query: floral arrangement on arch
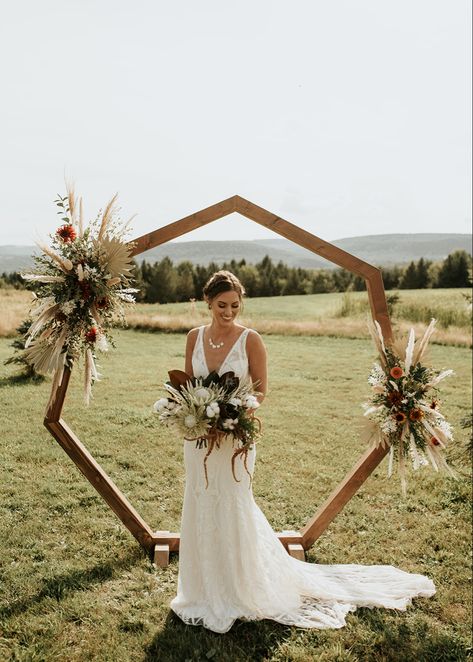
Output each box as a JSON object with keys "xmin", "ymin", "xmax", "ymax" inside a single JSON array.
[
  {"xmin": 154, "ymin": 370, "xmax": 261, "ymax": 488},
  {"xmin": 21, "ymin": 185, "xmax": 137, "ymax": 403},
  {"xmin": 363, "ymin": 318, "xmax": 455, "ymax": 494}
]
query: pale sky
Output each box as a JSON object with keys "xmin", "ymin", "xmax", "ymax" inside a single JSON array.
[{"xmin": 0, "ymin": 1, "xmax": 471, "ymax": 246}]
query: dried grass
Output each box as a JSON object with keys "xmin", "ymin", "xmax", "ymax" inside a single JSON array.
[
  {"xmin": 0, "ymin": 289, "xmax": 32, "ymax": 337},
  {"xmin": 124, "ymin": 312, "xmax": 472, "ymax": 347},
  {"xmin": 2, "ymin": 289, "xmax": 471, "ymax": 347}
]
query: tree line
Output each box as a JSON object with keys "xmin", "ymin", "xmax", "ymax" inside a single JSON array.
[{"xmin": 1, "ymin": 250, "xmax": 471, "ymax": 303}]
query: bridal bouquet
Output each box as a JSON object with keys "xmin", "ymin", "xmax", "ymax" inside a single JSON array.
[
  {"xmin": 154, "ymin": 370, "xmax": 261, "ymax": 487},
  {"xmin": 21, "ymin": 185, "xmax": 137, "ymax": 404},
  {"xmin": 362, "ymin": 318, "xmax": 455, "ymax": 494}
]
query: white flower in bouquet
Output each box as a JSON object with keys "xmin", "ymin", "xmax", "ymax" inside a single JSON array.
[
  {"xmin": 206, "ymin": 402, "xmax": 220, "ymax": 418},
  {"xmin": 153, "ymin": 398, "xmax": 169, "ymax": 413},
  {"xmin": 222, "ymin": 417, "xmax": 239, "ymax": 431},
  {"xmin": 229, "ymin": 397, "xmax": 242, "ymax": 407},
  {"xmin": 184, "ymin": 414, "xmax": 197, "ymax": 428},
  {"xmin": 368, "ymin": 363, "xmax": 386, "ymax": 388},
  {"xmin": 194, "ymin": 387, "xmax": 212, "ymax": 402},
  {"xmin": 243, "ymin": 395, "xmax": 260, "ymax": 409},
  {"xmin": 60, "ymin": 300, "xmax": 76, "ymax": 315}
]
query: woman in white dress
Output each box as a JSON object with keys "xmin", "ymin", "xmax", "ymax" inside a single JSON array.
[{"xmin": 170, "ymin": 270, "xmax": 435, "ymax": 634}]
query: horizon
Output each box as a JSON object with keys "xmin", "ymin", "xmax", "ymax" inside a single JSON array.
[{"xmin": 1, "ymin": 229, "xmax": 472, "ymax": 249}]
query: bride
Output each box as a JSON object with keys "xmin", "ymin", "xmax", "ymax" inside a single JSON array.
[{"xmin": 170, "ymin": 270, "xmax": 435, "ymax": 634}]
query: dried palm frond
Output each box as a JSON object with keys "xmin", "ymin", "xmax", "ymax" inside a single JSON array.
[
  {"xmin": 98, "ymin": 235, "xmax": 134, "ymax": 278},
  {"xmin": 97, "ymin": 193, "xmax": 119, "ymax": 242},
  {"xmin": 24, "ymin": 325, "xmax": 69, "ymax": 374},
  {"xmin": 360, "ymin": 418, "xmax": 387, "ymax": 448},
  {"xmin": 24, "ymin": 303, "xmax": 60, "ymax": 347}
]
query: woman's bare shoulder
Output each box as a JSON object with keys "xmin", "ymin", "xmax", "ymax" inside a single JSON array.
[
  {"xmin": 187, "ymin": 326, "xmax": 202, "ymax": 345},
  {"xmin": 187, "ymin": 326, "xmax": 203, "ymax": 338},
  {"xmin": 245, "ymin": 328, "xmax": 266, "ymax": 349}
]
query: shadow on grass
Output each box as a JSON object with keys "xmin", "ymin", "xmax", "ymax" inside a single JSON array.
[
  {"xmin": 352, "ymin": 607, "xmax": 471, "ymax": 662},
  {"xmin": 145, "ymin": 611, "xmax": 295, "ymax": 662},
  {"xmin": 144, "ymin": 606, "xmax": 471, "ymax": 662},
  {"xmin": 0, "ymin": 372, "xmax": 46, "ymax": 388},
  {"xmin": 0, "ymin": 547, "xmax": 144, "ymax": 621}
]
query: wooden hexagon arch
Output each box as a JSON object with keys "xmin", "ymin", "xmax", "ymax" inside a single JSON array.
[{"xmin": 44, "ymin": 195, "xmax": 392, "ymax": 567}]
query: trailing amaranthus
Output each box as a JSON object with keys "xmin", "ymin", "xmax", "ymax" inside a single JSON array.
[{"xmin": 21, "ymin": 185, "xmax": 138, "ymax": 404}]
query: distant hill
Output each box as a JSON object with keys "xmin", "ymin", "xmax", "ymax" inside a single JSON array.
[{"xmin": 0, "ymin": 233, "xmax": 471, "ymax": 273}]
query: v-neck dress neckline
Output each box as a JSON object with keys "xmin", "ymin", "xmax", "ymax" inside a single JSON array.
[{"xmin": 201, "ymin": 325, "xmax": 248, "ymax": 375}]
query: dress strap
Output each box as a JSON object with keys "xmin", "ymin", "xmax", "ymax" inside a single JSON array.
[
  {"xmin": 197, "ymin": 325, "xmax": 206, "ymax": 346},
  {"xmin": 240, "ymin": 328, "xmax": 251, "ymax": 356}
]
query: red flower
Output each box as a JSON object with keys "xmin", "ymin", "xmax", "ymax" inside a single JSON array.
[
  {"xmin": 387, "ymin": 390, "xmax": 403, "ymax": 406},
  {"xmin": 409, "ymin": 409, "xmax": 423, "ymax": 422},
  {"xmin": 430, "ymin": 437, "xmax": 441, "ymax": 446},
  {"xmin": 85, "ymin": 327, "xmax": 97, "ymax": 343},
  {"xmin": 56, "ymin": 224, "xmax": 76, "ymax": 242},
  {"xmin": 394, "ymin": 411, "xmax": 407, "ymax": 423},
  {"xmin": 390, "ymin": 366, "xmax": 404, "ymax": 379}
]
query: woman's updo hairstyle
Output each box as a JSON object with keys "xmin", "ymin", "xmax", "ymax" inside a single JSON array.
[{"xmin": 203, "ymin": 270, "xmax": 246, "ymax": 303}]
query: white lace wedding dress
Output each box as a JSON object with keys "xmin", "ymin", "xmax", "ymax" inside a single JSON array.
[{"xmin": 170, "ymin": 326, "xmax": 435, "ymax": 633}]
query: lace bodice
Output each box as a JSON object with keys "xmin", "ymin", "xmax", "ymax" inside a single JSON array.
[{"xmin": 192, "ymin": 325, "xmax": 250, "ymax": 380}]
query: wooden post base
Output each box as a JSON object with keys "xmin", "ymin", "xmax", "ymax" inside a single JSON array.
[
  {"xmin": 287, "ymin": 543, "xmax": 305, "ymax": 561},
  {"xmin": 154, "ymin": 544, "xmax": 170, "ymax": 567}
]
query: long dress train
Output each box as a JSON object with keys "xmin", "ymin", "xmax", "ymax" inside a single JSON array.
[{"xmin": 170, "ymin": 326, "xmax": 435, "ymax": 633}]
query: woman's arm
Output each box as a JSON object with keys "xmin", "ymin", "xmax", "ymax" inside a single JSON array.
[
  {"xmin": 185, "ymin": 328, "xmax": 199, "ymax": 376},
  {"xmin": 246, "ymin": 330, "xmax": 268, "ymax": 404}
]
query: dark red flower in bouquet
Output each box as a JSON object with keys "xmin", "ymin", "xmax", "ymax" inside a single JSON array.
[
  {"xmin": 430, "ymin": 437, "xmax": 441, "ymax": 446},
  {"xmin": 79, "ymin": 281, "xmax": 91, "ymax": 300},
  {"xmin": 390, "ymin": 366, "xmax": 404, "ymax": 379},
  {"xmin": 85, "ymin": 327, "xmax": 98, "ymax": 343},
  {"xmin": 409, "ymin": 409, "xmax": 423, "ymax": 421},
  {"xmin": 56, "ymin": 224, "xmax": 77, "ymax": 242},
  {"xmin": 387, "ymin": 390, "xmax": 403, "ymax": 406},
  {"xmin": 393, "ymin": 411, "xmax": 407, "ymax": 423},
  {"xmin": 96, "ymin": 297, "xmax": 109, "ymax": 310}
]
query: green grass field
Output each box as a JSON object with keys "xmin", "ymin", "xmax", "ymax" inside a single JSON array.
[{"xmin": 1, "ymin": 327, "xmax": 471, "ymax": 661}]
